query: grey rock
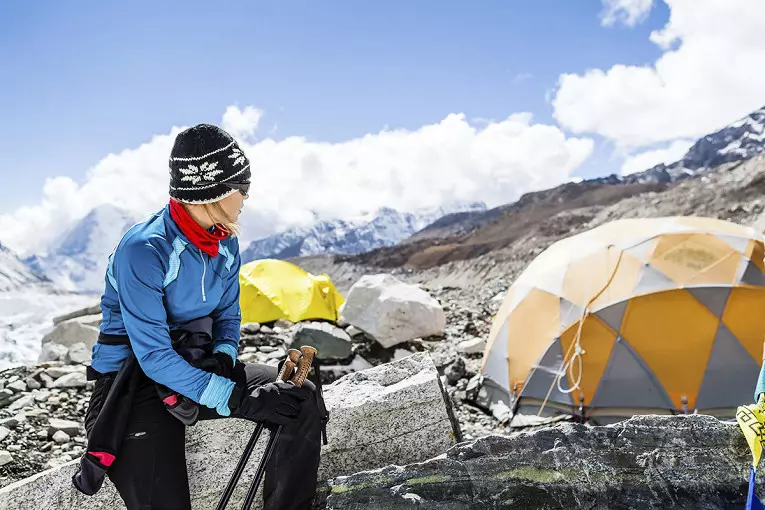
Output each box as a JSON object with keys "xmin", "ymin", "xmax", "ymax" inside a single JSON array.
[
  {"xmin": 241, "ymin": 322, "xmax": 261, "ymax": 335},
  {"xmin": 64, "ymin": 342, "xmax": 91, "ymax": 365},
  {"xmin": 0, "ymin": 352, "xmax": 458, "ymax": 510},
  {"xmin": 52, "ymin": 431, "xmax": 70, "ymax": 444},
  {"xmin": 345, "ymin": 325, "xmax": 363, "ymax": 338},
  {"xmin": 238, "ymin": 352, "xmax": 258, "ymax": 363},
  {"xmin": 339, "ymin": 274, "xmax": 446, "ymax": 348},
  {"xmin": 37, "ymin": 343, "xmax": 69, "ymax": 363},
  {"xmin": 0, "ymin": 451, "xmax": 11, "ymax": 467},
  {"xmin": 325, "ymin": 415, "xmax": 753, "ymax": 509},
  {"xmin": 0, "ymin": 417, "xmax": 19, "ymax": 429},
  {"xmin": 6, "ymin": 380, "xmax": 27, "ymax": 393},
  {"xmin": 0, "ymin": 426, "xmax": 10, "ymax": 442},
  {"xmin": 52, "ymin": 304, "xmax": 101, "ymax": 325},
  {"xmin": 291, "ymin": 322, "xmax": 353, "ymax": 360},
  {"xmin": 264, "ymin": 347, "xmax": 285, "ymax": 360},
  {"xmin": 273, "ymin": 319, "xmax": 294, "ymax": 330},
  {"xmin": 25, "ymin": 377, "xmax": 41, "ymax": 390},
  {"xmin": 51, "ymin": 372, "xmax": 87, "ymax": 389},
  {"xmin": 257, "ymin": 345, "xmax": 277, "ymax": 353},
  {"xmin": 456, "ymin": 336, "xmax": 487, "ymax": 354},
  {"xmin": 445, "ymin": 357, "xmax": 466, "ymax": 385},
  {"xmin": 44, "ymin": 366, "xmax": 83, "ymax": 379},
  {"xmin": 7, "ymin": 395, "xmax": 35, "ymax": 413},
  {"xmin": 40, "ymin": 320, "xmax": 100, "ymax": 349},
  {"xmin": 259, "ymin": 325, "xmax": 273, "ymax": 334},
  {"xmin": 6, "ymin": 445, "xmax": 20, "ymax": 453},
  {"xmin": 39, "ymin": 373, "xmax": 55, "ymax": 388},
  {"xmin": 48, "ymin": 419, "xmax": 81, "ymax": 437}
]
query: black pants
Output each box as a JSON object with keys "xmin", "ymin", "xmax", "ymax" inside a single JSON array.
[{"xmin": 105, "ymin": 363, "xmax": 321, "ymax": 510}]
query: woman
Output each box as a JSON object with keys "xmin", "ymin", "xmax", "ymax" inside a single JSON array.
[{"xmin": 82, "ymin": 124, "xmax": 322, "ymax": 510}]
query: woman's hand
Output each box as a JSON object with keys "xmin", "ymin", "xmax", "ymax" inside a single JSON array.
[
  {"xmin": 194, "ymin": 352, "xmax": 234, "ymax": 379},
  {"xmin": 228, "ymin": 381, "xmax": 312, "ymax": 425}
]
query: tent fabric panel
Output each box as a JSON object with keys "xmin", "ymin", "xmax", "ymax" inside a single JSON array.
[
  {"xmin": 594, "ymin": 301, "xmax": 628, "ymax": 335},
  {"xmin": 721, "ymin": 287, "xmax": 765, "ymax": 364},
  {"xmin": 505, "ymin": 288, "xmax": 561, "ymax": 387},
  {"xmin": 620, "ymin": 289, "xmax": 719, "ymax": 408},
  {"xmin": 687, "ymin": 286, "xmax": 732, "ymax": 319},
  {"xmin": 649, "ymin": 233, "xmax": 738, "ymax": 286},
  {"xmin": 741, "ymin": 261, "xmax": 765, "ymax": 286},
  {"xmin": 695, "ymin": 322, "xmax": 761, "ymax": 409},
  {"xmin": 632, "ymin": 263, "xmax": 679, "ymax": 296},
  {"xmin": 745, "ymin": 239, "xmax": 765, "ymax": 274},
  {"xmin": 561, "ymin": 246, "xmax": 623, "ymax": 307},
  {"xmin": 559, "ymin": 298, "xmax": 585, "ymax": 332},
  {"xmin": 518, "ymin": 339, "xmax": 573, "ymax": 407},
  {"xmin": 717, "ymin": 234, "xmax": 754, "ymax": 255},
  {"xmin": 480, "ymin": 317, "xmax": 511, "ymax": 391},
  {"xmin": 623, "ymin": 237, "xmax": 658, "ymax": 262},
  {"xmin": 588, "ymin": 338, "xmax": 674, "ymax": 409},
  {"xmin": 559, "ymin": 314, "xmax": 617, "ymax": 406},
  {"xmin": 589, "ymin": 252, "xmax": 644, "ymax": 311}
]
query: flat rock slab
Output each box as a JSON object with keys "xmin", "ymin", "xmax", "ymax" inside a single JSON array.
[
  {"xmin": 325, "ymin": 414, "xmax": 757, "ymax": 509},
  {"xmin": 0, "ymin": 352, "xmax": 458, "ymax": 510}
]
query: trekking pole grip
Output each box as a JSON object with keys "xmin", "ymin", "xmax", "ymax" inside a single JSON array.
[
  {"xmin": 278, "ymin": 349, "xmax": 302, "ymax": 382},
  {"xmin": 290, "ymin": 346, "xmax": 317, "ymax": 387}
]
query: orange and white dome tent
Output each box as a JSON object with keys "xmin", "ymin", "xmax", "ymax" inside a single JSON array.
[{"xmin": 480, "ymin": 216, "xmax": 765, "ymax": 424}]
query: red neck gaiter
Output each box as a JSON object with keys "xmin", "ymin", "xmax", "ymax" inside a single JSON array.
[{"xmin": 169, "ymin": 199, "xmax": 229, "ymax": 257}]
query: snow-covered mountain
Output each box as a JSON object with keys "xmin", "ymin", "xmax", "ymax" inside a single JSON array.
[
  {"xmin": 621, "ymin": 105, "xmax": 765, "ymax": 184},
  {"xmin": 241, "ymin": 201, "xmax": 487, "ymax": 262},
  {"xmin": 0, "ymin": 242, "xmax": 98, "ymax": 369},
  {"xmin": 0, "ymin": 242, "xmax": 52, "ymax": 292},
  {"xmin": 25, "ymin": 204, "xmax": 139, "ymax": 292}
]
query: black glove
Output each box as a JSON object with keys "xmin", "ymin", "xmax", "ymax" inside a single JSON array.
[
  {"xmin": 228, "ymin": 381, "xmax": 312, "ymax": 425},
  {"xmin": 194, "ymin": 352, "xmax": 234, "ymax": 379}
]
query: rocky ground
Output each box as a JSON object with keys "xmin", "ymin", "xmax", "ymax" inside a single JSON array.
[
  {"xmin": 0, "ymin": 363, "xmax": 90, "ymax": 488},
  {"xmin": 0, "ymin": 276, "xmax": 518, "ymax": 490}
]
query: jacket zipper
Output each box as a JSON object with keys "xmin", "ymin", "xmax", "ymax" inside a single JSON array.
[{"xmin": 198, "ymin": 249, "xmax": 207, "ymax": 302}]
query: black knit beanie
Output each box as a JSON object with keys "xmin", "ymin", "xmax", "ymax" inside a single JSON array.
[{"xmin": 168, "ymin": 124, "xmax": 251, "ymax": 204}]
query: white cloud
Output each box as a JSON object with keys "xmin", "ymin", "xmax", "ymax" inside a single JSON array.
[
  {"xmin": 554, "ymin": 0, "xmax": 765, "ymax": 149},
  {"xmin": 600, "ymin": 0, "xmax": 654, "ymax": 27},
  {"xmin": 511, "ymin": 72, "xmax": 534, "ymax": 85},
  {"xmin": 0, "ymin": 107, "xmax": 594, "ymax": 256},
  {"xmin": 620, "ymin": 139, "xmax": 693, "ymax": 175},
  {"xmin": 221, "ymin": 106, "xmax": 263, "ymax": 141}
]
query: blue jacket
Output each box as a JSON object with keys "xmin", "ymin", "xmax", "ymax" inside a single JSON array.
[{"xmin": 91, "ymin": 204, "xmax": 238, "ymax": 415}]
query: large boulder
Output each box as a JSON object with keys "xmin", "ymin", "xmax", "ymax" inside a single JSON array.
[
  {"xmin": 40, "ymin": 320, "xmax": 100, "ymax": 352},
  {"xmin": 290, "ymin": 322, "xmax": 353, "ymax": 361},
  {"xmin": 0, "ymin": 352, "xmax": 459, "ymax": 510},
  {"xmin": 339, "ymin": 274, "xmax": 446, "ymax": 348},
  {"xmin": 325, "ymin": 414, "xmax": 756, "ymax": 509}
]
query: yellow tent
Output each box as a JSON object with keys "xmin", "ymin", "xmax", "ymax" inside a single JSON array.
[
  {"xmin": 238, "ymin": 259, "xmax": 345, "ymax": 324},
  {"xmin": 480, "ymin": 216, "xmax": 765, "ymax": 424}
]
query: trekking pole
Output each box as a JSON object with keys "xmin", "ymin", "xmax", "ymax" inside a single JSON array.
[
  {"xmin": 215, "ymin": 348, "xmax": 302, "ymax": 510},
  {"xmin": 240, "ymin": 345, "xmax": 318, "ymax": 510}
]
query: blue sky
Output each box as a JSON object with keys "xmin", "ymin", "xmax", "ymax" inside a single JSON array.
[
  {"xmin": 0, "ymin": 1, "xmax": 671, "ymax": 211},
  {"xmin": 2, "ymin": 0, "xmax": 763, "ymax": 255}
]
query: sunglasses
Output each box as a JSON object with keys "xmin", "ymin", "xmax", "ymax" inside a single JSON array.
[{"xmin": 225, "ymin": 181, "xmax": 250, "ymax": 197}]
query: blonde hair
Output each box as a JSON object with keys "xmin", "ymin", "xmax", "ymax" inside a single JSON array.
[{"xmin": 203, "ymin": 201, "xmax": 241, "ymax": 237}]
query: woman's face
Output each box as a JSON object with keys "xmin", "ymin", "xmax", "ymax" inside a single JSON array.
[{"xmin": 217, "ymin": 190, "xmax": 247, "ymax": 221}]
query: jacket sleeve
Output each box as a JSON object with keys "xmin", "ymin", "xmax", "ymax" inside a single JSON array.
[
  {"xmin": 211, "ymin": 238, "xmax": 242, "ymax": 363},
  {"xmin": 116, "ymin": 239, "xmax": 233, "ymax": 410}
]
